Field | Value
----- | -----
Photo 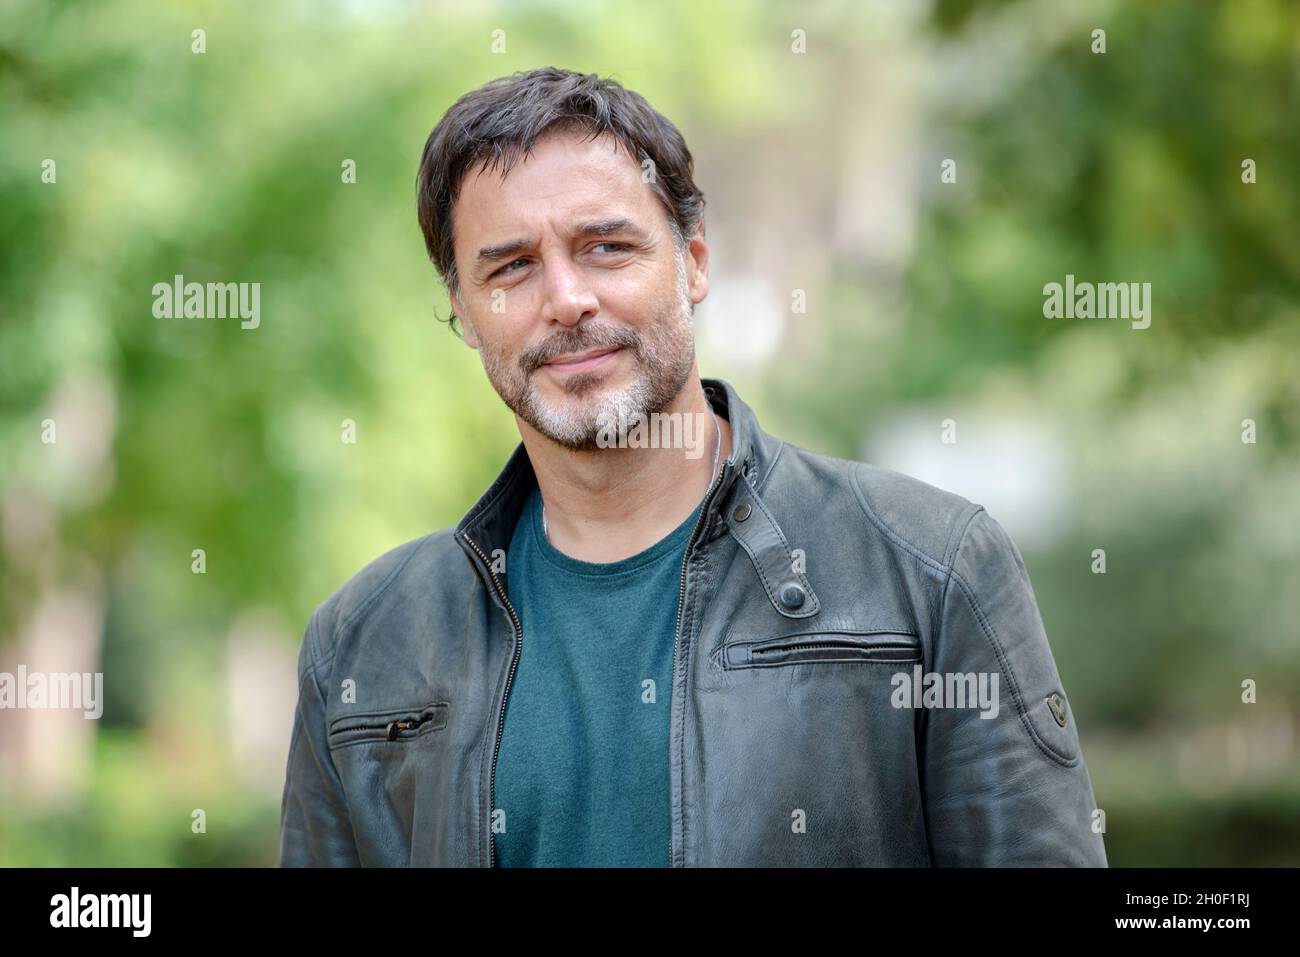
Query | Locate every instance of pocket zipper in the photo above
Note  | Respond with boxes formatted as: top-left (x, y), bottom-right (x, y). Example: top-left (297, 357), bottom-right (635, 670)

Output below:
top-left (752, 639), bottom-right (916, 658)
top-left (332, 707), bottom-right (443, 742)
top-left (727, 634), bottom-right (921, 667)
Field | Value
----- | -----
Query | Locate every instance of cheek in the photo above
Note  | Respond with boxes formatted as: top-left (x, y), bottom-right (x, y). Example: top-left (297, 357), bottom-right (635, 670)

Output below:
top-left (601, 266), bottom-right (675, 320)
top-left (477, 313), bottom-right (538, 367)
top-left (489, 286), bottom-right (545, 335)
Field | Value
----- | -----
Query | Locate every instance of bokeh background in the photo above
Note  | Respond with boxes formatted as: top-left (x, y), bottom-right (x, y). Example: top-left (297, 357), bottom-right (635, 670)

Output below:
top-left (2, 0), bottom-right (1298, 865)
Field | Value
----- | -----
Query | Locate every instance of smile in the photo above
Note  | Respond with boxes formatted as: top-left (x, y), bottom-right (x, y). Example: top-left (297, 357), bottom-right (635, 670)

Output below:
top-left (542, 347), bottom-right (623, 374)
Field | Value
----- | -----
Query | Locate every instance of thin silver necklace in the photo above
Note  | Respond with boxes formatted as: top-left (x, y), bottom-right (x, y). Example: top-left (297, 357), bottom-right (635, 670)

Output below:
top-left (542, 410), bottom-right (723, 543)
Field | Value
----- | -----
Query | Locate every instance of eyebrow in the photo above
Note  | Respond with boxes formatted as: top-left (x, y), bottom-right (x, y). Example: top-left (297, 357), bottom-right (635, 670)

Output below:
top-left (473, 218), bottom-right (648, 278)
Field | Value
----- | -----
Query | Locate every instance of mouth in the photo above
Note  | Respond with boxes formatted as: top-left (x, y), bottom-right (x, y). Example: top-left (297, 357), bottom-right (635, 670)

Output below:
top-left (541, 346), bottom-right (624, 374)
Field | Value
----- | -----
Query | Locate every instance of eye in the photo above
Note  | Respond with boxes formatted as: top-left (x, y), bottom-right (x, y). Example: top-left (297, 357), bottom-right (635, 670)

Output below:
top-left (493, 258), bottom-right (529, 278)
top-left (593, 242), bottom-right (629, 254)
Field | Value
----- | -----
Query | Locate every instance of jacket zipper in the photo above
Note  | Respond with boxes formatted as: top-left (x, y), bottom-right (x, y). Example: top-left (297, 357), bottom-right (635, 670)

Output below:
top-left (667, 459), bottom-right (730, 867)
top-left (463, 530), bottom-right (523, 869)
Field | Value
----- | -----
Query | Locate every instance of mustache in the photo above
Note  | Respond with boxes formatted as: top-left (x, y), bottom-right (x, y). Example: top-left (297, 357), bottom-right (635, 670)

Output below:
top-left (520, 324), bottom-right (642, 374)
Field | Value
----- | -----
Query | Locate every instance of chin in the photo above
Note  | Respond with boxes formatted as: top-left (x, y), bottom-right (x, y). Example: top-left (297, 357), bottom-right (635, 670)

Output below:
top-left (526, 378), bottom-right (644, 449)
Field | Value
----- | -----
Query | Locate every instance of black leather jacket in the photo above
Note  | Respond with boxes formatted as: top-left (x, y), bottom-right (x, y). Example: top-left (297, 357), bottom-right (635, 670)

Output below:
top-left (280, 377), bottom-right (1107, 866)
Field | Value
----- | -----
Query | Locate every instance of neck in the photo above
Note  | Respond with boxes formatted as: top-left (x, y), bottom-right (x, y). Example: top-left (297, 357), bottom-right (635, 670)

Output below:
top-left (516, 373), bottom-right (732, 563)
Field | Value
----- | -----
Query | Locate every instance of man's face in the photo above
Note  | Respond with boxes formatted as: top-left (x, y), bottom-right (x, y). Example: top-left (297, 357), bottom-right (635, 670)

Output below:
top-left (448, 129), bottom-right (708, 450)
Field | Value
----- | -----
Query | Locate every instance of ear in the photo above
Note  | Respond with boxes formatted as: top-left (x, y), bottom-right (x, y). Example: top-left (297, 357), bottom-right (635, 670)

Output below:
top-left (685, 220), bottom-right (709, 306)
top-left (450, 288), bottom-right (479, 349)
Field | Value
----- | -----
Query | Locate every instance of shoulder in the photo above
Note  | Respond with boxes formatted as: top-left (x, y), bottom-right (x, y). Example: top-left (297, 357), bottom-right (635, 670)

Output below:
top-left (772, 442), bottom-right (985, 570)
top-left (304, 527), bottom-right (465, 665)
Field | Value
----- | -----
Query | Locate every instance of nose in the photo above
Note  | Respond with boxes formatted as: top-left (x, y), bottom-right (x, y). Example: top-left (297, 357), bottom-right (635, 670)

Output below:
top-left (538, 252), bottom-right (599, 327)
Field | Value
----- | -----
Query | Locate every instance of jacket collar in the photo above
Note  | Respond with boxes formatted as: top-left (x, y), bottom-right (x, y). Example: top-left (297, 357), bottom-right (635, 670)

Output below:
top-left (454, 377), bottom-right (783, 594)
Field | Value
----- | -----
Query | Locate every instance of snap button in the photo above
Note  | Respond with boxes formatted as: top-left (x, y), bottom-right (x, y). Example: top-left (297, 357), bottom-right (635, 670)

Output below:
top-left (733, 502), bottom-right (752, 522)
top-left (778, 582), bottom-right (805, 610)
top-left (1046, 692), bottom-right (1068, 727)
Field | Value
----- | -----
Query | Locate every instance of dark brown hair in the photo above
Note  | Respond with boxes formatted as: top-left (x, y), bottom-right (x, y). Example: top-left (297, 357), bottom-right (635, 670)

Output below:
top-left (416, 67), bottom-right (706, 320)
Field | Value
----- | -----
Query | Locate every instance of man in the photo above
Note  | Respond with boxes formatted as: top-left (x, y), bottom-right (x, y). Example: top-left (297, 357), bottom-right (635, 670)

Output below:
top-left (279, 67), bottom-right (1107, 867)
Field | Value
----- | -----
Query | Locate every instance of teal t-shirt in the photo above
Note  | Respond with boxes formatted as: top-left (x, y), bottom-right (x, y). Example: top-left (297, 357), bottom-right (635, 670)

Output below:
top-left (495, 485), bottom-right (703, 867)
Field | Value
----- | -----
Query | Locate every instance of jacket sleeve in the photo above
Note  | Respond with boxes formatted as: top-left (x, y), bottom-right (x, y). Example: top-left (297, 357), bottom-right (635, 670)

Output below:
top-left (279, 610), bottom-right (362, 866)
top-left (919, 507), bottom-right (1107, 866)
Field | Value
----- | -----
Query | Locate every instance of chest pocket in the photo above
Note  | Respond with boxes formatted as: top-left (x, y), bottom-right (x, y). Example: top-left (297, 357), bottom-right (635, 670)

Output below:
top-left (328, 702), bottom-right (449, 750)
top-left (716, 630), bottom-right (922, 669)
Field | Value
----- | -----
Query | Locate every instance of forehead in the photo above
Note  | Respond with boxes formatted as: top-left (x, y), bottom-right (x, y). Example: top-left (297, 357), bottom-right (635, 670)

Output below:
top-left (452, 130), bottom-right (662, 248)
